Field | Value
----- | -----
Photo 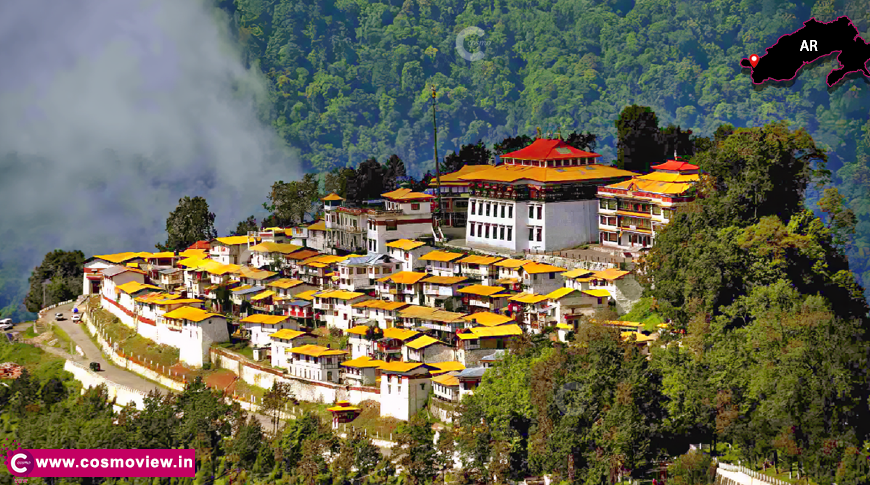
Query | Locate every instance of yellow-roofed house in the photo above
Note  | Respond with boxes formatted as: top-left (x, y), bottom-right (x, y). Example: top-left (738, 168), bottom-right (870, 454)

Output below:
top-left (134, 294), bottom-right (204, 340)
top-left (240, 314), bottom-right (300, 347)
top-left (289, 344), bottom-right (348, 383)
top-left (306, 220), bottom-right (329, 253)
top-left (398, 306), bottom-right (468, 341)
top-left (455, 324), bottom-right (522, 366)
top-left (457, 254), bottom-right (504, 286)
top-left (562, 267), bottom-right (642, 314)
top-left (340, 356), bottom-right (385, 387)
top-left (506, 292), bottom-right (552, 333)
top-left (337, 253), bottom-right (403, 292)
top-left (209, 236), bottom-right (258, 265)
top-left (419, 250), bottom-right (466, 277)
top-left (351, 299), bottom-right (410, 329)
top-left (457, 284), bottom-right (513, 313)
top-left (546, 287), bottom-right (610, 328)
top-left (431, 372), bottom-right (462, 420)
top-left (420, 275), bottom-right (469, 307)
top-left (313, 289), bottom-right (372, 330)
top-left (160, 306), bottom-right (229, 367)
top-left (385, 239), bottom-right (432, 272)
top-left (460, 137), bottom-right (637, 252)
top-left (376, 271), bottom-right (429, 306)
top-left (402, 335), bottom-right (453, 364)
top-left (598, 159), bottom-right (700, 251)
top-left (248, 241), bottom-right (304, 269)
top-left (368, 188), bottom-right (436, 255)
top-left (84, 252), bottom-right (151, 296)
top-left (519, 262), bottom-right (567, 294)
top-left (378, 361), bottom-right (438, 421)
top-left (269, 329), bottom-right (317, 370)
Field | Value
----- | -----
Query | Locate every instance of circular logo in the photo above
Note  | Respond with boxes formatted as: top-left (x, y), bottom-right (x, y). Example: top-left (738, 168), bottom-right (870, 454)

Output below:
top-left (455, 26), bottom-right (486, 62)
top-left (555, 381), bottom-right (584, 417)
top-left (7, 450), bottom-right (35, 477)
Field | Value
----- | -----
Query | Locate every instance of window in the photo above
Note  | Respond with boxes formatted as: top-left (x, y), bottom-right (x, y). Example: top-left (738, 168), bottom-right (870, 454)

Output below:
top-left (652, 206), bottom-right (662, 215)
top-left (528, 206), bottom-right (534, 218)
top-left (508, 205), bottom-right (513, 218)
top-left (357, 268), bottom-right (365, 274)
top-left (600, 215), bottom-right (607, 225)
top-left (471, 201), bottom-right (476, 215)
top-left (507, 227), bottom-right (512, 241)
top-left (529, 228), bottom-right (534, 241)
top-left (485, 225), bottom-right (490, 238)
top-left (477, 225), bottom-right (483, 237)
top-left (410, 203), bottom-right (420, 210)
top-left (500, 226), bottom-right (505, 240)
top-left (485, 204), bottom-right (490, 217)
top-left (470, 222), bottom-right (476, 234)
top-left (386, 220), bottom-right (397, 231)
top-left (537, 206), bottom-right (542, 219)
top-left (549, 273), bottom-right (555, 279)
top-left (500, 205), bottom-right (505, 218)
top-left (537, 227), bottom-right (542, 241)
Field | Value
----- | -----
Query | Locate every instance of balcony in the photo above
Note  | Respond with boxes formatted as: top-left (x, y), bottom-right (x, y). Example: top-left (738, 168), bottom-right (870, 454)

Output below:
top-left (367, 209), bottom-right (404, 217)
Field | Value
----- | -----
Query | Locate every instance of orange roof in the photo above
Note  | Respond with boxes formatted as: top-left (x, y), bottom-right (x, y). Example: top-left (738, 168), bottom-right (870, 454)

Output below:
top-left (341, 356), bottom-right (385, 368)
top-left (321, 193), bottom-right (345, 201)
top-left (378, 361), bottom-right (432, 373)
top-left (462, 312), bottom-right (513, 326)
top-left (458, 255), bottom-right (504, 265)
top-left (382, 328), bottom-right (419, 341)
top-left (429, 165), bottom-right (492, 186)
top-left (521, 262), bottom-right (567, 274)
top-left (290, 344), bottom-right (348, 357)
top-left (422, 275), bottom-right (468, 285)
top-left (650, 160), bottom-right (699, 171)
top-left (593, 268), bottom-right (631, 280)
top-left (377, 271), bottom-right (428, 284)
top-left (419, 250), bottom-right (465, 262)
top-left (458, 284), bottom-right (507, 297)
top-left (307, 221), bottom-right (327, 231)
top-left (381, 188), bottom-right (435, 201)
top-left (385, 239), bottom-right (427, 251)
top-left (458, 164), bottom-right (637, 184)
top-left (494, 259), bottom-right (531, 268)
top-left (352, 299), bottom-right (409, 311)
top-left (501, 138), bottom-right (601, 161)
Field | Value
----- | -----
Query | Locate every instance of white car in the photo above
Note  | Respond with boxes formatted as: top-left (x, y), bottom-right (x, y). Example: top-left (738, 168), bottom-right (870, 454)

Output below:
top-left (55, 312), bottom-right (65, 320)
top-left (71, 314), bottom-right (81, 322)
top-left (0, 323), bottom-right (13, 331)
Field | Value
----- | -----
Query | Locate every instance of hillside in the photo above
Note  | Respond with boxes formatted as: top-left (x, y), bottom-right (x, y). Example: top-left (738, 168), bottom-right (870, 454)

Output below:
top-left (219, 0), bottom-right (870, 301)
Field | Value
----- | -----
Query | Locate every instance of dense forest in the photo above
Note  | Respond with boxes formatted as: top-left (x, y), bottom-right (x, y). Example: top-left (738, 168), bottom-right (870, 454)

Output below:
top-left (208, 0), bottom-right (870, 302)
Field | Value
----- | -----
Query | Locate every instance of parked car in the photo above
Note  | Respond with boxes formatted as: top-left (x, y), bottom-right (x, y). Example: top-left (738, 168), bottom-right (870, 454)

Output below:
top-left (55, 312), bottom-right (64, 320)
top-left (71, 314), bottom-right (81, 322)
top-left (89, 362), bottom-right (101, 372)
top-left (0, 323), bottom-right (13, 331)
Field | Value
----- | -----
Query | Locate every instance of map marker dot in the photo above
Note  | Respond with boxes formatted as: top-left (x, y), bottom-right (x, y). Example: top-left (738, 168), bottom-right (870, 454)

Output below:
top-left (749, 54), bottom-right (759, 68)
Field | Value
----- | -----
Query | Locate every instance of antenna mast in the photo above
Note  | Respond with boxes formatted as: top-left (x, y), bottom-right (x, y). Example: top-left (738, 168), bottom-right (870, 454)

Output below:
top-left (432, 85), bottom-right (442, 227)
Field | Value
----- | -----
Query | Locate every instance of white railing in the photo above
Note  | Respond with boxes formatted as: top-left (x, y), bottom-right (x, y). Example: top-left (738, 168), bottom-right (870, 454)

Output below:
top-left (716, 461), bottom-right (793, 485)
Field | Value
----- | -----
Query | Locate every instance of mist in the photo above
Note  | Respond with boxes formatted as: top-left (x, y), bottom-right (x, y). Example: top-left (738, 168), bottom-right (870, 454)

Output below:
top-left (0, 0), bottom-right (298, 316)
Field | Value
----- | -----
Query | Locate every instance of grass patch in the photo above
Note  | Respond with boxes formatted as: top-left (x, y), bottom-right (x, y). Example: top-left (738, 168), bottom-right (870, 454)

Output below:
top-left (215, 341), bottom-right (255, 360)
top-left (346, 400), bottom-right (401, 439)
top-left (49, 323), bottom-right (74, 350)
top-left (92, 308), bottom-right (179, 367)
top-left (234, 380), bottom-right (266, 401)
top-left (313, 327), bottom-right (348, 350)
top-left (620, 297), bottom-right (666, 332)
top-left (21, 325), bottom-right (39, 339)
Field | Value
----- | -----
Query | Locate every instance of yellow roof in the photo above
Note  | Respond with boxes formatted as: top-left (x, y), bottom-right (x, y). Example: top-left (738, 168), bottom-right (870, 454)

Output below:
top-left (153, 298), bottom-right (201, 306)
top-left (605, 321), bottom-right (643, 328)
top-left (341, 356), bottom-right (385, 368)
top-left (430, 361), bottom-right (466, 373)
top-left (496, 277), bottom-right (520, 284)
top-left (419, 250), bottom-right (465, 262)
top-left (521, 262), bottom-right (567, 274)
top-left (377, 271), bottom-right (428, 284)
top-left (385, 239), bottom-right (427, 251)
top-left (556, 323), bottom-right (572, 330)
top-left (560, 268), bottom-right (596, 279)
top-left (345, 325), bottom-right (372, 336)
top-left (214, 236), bottom-right (256, 246)
top-left (469, 324), bottom-right (522, 338)
top-left (251, 290), bottom-right (277, 301)
top-left (405, 335), bottom-right (445, 350)
top-left (295, 290), bottom-right (319, 301)
top-left (135, 292), bottom-right (177, 304)
top-left (463, 312), bottom-right (513, 326)
top-left (459, 255), bottom-right (504, 265)
top-left (290, 344), bottom-right (348, 357)
top-left (315, 290), bottom-right (366, 301)
top-left (304, 255), bottom-right (347, 266)
top-left (327, 404), bottom-right (360, 412)
top-left (398, 305), bottom-right (435, 318)
top-left (307, 221), bottom-right (327, 231)
top-left (381, 188), bottom-right (435, 201)
top-left (382, 327), bottom-right (419, 341)
top-left (458, 284), bottom-right (507, 297)
top-left (239, 267), bottom-right (277, 280)
top-left (148, 252), bottom-right (175, 259)
top-left (508, 293), bottom-right (549, 304)
top-left (231, 285), bottom-right (253, 293)
top-left (621, 331), bottom-right (654, 343)
top-left (431, 373), bottom-right (461, 386)
top-left (248, 242), bottom-right (303, 254)
top-left (458, 164), bottom-right (637, 183)
top-left (352, 299), bottom-right (409, 311)
top-left (162, 306), bottom-right (223, 322)
top-left (378, 361), bottom-right (427, 373)
top-left (429, 165), bottom-right (492, 186)
top-left (593, 268), bottom-right (631, 281)
top-left (494, 259), bottom-right (531, 268)
top-left (267, 278), bottom-right (305, 289)
top-left (321, 193), bottom-right (345, 201)
top-left (240, 313), bottom-right (287, 324)
top-left (545, 287), bottom-right (577, 300)
top-left (178, 248), bottom-right (208, 259)
top-left (607, 178), bottom-right (695, 195)
top-left (115, 281), bottom-right (160, 295)
top-left (582, 289), bottom-right (611, 298)
top-left (177, 257), bottom-right (207, 268)
top-left (636, 171), bottom-right (700, 183)
top-left (422, 275), bottom-right (468, 285)
top-left (206, 263), bottom-right (241, 276)
top-left (125, 262), bottom-right (140, 268)
top-left (270, 329), bottom-right (307, 340)
top-left (93, 252), bottom-right (147, 263)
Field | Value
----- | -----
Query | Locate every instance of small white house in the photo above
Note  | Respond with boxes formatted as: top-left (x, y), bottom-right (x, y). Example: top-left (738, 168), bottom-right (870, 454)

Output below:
top-left (240, 314), bottom-right (300, 347)
top-left (350, 300), bottom-right (409, 329)
top-left (345, 324), bottom-right (379, 359)
top-left (519, 262), bottom-right (567, 295)
top-left (337, 253), bottom-right (402, 292)
top-left (375, 271), bottom-right (428, 305)
top-left (419, 250), bottom-right (466, 277)
top-left (457, 255), bottom-right (504, 286)
top-left (100, 265), bottom-right (147, 303)
top-left (289, 344), bottom-right (348, 383)
top-left (378, 361), bottom-right (437, 421)
top-left (161, 306), bottom-right (229, 367)
top-left (384, 239), bottom-right (432, 272)
top-left (313, 290), bottom-right (372, 330)
top-left (340, 355), bottom-right (384, 387)
top-left (248, 241), bottom-right (303, 269)
top-left (403, 335), bottom-right (454, 363)
top-left (209, 236), bottom-right (256, 265)
top-left (420, 275), bottom-right (469, 308)
top-left (269, 329), bottom-right (317, 369)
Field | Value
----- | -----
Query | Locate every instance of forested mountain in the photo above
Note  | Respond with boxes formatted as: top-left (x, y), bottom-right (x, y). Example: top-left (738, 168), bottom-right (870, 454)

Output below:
top-left (214, 0), bottom-right (870, 302)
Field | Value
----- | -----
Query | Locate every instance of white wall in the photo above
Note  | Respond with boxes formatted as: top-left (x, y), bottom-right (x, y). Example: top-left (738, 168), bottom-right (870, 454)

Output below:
top-left (541, 200), bottom-right (599, 251)
top-left (465, 198), bottom-right (522, 251)
top-left (64, 360), bottom-right (147, 410)
top-left (379, 373), bottom-right (431, 421)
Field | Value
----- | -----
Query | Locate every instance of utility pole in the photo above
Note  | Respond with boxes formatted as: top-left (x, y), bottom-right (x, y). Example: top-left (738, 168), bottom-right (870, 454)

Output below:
top-left (432, 85), bottom-right (442, 228)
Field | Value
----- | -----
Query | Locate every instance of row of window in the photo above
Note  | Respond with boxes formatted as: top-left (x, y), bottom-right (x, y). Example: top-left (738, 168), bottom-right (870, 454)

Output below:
top-left (503, 158), bottom-right (592, 167)
top-left (470, 222), bottom-right (513, 241)
top-left (470, 200), bottom-right (513, 218)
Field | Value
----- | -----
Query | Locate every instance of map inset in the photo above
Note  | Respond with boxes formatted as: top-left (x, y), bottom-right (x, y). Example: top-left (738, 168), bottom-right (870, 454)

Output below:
top-left (740, 16), bottom-right (870, 87)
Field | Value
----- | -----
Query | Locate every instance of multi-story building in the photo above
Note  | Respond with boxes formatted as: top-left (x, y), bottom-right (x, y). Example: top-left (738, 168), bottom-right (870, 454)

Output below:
top-left (248, 242), bottom-right (303, 269)
top-left (240, 314), bottom-right (300, 347)
top-left (425, 165), bottom-right (490, 227)
top-left (375, 271), bottom-right (428, 305)
top-left (350, 299), bottom-right (409, 329)
top-left (457, 255), bottom-right (504, 285)
top-left (160, 306), bottom-right (229, 368)
top-left (306, 220), bottom-right (329, 252)
top-left (519, 262), bottom-right (566, 294)
top-left (560, 267), bottom-right (642, 314)
top-left (385, 239), bottom-right (432, 272)
top-left (209, 236), bottom-right (257, 265)
top-left (457, 284), bottom-right (512, 313)
top-left (270, 329), bottom-right (317, 370)
top-left (419, 250), bottom-right (465, 277)
top-left (367, 189), bottom-right (435, 254)
top-left (461, 137), bottom-right (636, 252)
top-left (597, 159), bottom-right (700, 249)
top-left (289, 344), bottom-right (348, 383)
top-left (378, 362), bottom-right (436, 420)
top-left (337, 254), bottom-right (401, 292)
top-left (421, 275), bottom-right (469, 308)
top-left (312, 290), bottom-right (371, 330)
top-left (455, 325), bottom-right (521, 367)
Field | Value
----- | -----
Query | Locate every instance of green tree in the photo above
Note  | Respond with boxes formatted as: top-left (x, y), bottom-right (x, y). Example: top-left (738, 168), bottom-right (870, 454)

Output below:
top-left (394, 414), bottom-right (438, 485)
top-left (616, 105), bottom-right (663, 173)
top-left (323, 167), bottom-right (356, 199)
top-left (157, 196), bottom-right (217, 252)
top-left (442, 140), bottom-right (492, 173)
top-left (233, 215), bottom-right (259, 235)
top-left (23, 249), bottom-right (85, 312)
top-left (262, 381), bottom-right (293, 435)
top-left (228, 417), bottom-right (264, 470)
top-left (667, 449), bottom-right (716, 485)
top-left (265, 173), bottom-right (320, 226)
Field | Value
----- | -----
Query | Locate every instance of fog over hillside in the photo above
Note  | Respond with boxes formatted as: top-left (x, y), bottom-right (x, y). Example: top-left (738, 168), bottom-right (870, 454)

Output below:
top-left (0, 0), bottom-right (299, 318)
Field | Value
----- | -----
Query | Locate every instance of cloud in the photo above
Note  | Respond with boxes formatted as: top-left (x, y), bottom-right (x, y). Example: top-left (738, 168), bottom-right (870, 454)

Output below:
top-left (0, 0), bottom-right (297, 313)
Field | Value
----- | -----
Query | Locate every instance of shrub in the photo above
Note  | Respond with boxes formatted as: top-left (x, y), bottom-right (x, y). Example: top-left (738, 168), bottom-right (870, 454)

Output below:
top-left (667, 449), bottom-right (716, 485)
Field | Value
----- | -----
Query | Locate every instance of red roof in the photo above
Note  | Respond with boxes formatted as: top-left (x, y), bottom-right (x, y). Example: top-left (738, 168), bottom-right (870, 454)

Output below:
top-left (650, 160), bottom-right (699, 171)
top-left (501, 138), bottom-right (601, 161)
top-left (188, 240), bottom-right (211, 250)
